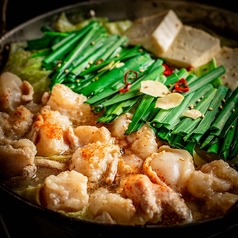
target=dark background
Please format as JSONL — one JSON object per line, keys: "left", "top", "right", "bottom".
{"left": 3, "top": 0, "right": 238, "bottom": 32}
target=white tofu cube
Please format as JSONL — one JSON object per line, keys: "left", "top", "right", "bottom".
{"left": 215, "top": 46, "right": 238, "bottom": 91}
{"left": 158, "top": 25, "right": 221, "bottom": 68}
{"left": 124, "top": 9, "right": 183, "bottom": 54}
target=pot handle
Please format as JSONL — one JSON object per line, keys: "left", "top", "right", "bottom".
{"left": 0, "top": 0, "right": 8, "bottom": 37}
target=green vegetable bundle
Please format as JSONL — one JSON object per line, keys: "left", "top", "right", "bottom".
{"left": 3, "top": 17, "right": 238, "bottom": 164}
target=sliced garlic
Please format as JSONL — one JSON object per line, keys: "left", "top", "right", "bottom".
{"left": 140, "top": 80, "right": 170, "bottom": 97}
{"left": 155, "top": 92, "right": 184, "bottom": 109}
{"left": 183, "top": 109, "right": 202, "bottom": 119}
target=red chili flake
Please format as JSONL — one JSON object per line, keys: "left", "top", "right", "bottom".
{"left": 174, "top": 78, "right": 189, "bottom": 93}
{"left": 187, "top": 65, "right": 194, "bottom": 72}
{"left": 162, "top": 63, "right": 173, "bottom": 76}
{"left": 119, "top": 84, "right": 131, "bottom": 93}
{"left": 119, "top": 70, "right": 138, "bottom": 93}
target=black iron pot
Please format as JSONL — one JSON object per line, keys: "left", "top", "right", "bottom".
{"left": 1, "top": 1, "right": 238, "bottom": 237}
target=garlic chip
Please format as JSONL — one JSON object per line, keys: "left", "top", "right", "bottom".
{"left": 140, "top": 80, "right": 170, "bottom": 97}
{"left": 114, "top": 61, "right": 125, "bottom": 68}
{"left": 183, "top": 109, "right": 203, "bottom": 119}
{"left": 98, "top": 60, "right": 115, "bottom": 72}
{"left": 155, "top": 93, "right": 184, "bottom": 109}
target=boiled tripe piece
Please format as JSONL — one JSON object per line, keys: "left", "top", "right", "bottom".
{"left": 214, "top": 46, "right": 238, "bottom": 91}
{"left": 158, "top": 25, "right": 221, "bottom": 68}
{"left": 124, "top": 9, "right": 183, "bottom": 54}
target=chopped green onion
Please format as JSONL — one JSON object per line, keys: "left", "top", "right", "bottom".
{"left": 184, "top": 65, "right": 225, "bottom": 95}
{"left": 210, "top": 86, "right": 238, "bottom": 136}
{"left": 80, "top": 53, "right": 154, "bottom": 97}
{"left": 172, "top": 87, "right": 217, "bottom": 136}
{"left": 164, "top": 68, "right": 189, "bottom": 86}
{"left": 190, "top": 84, "right": 230, "bottom": 141}
{"left": 43, "top": 21, "right": 99, "bottom": 70}
{"left": 125, "top": 95, "right": 155, "bottom": 134}
{"left": 219, "top": 118, "right": 237, "bottom": 160}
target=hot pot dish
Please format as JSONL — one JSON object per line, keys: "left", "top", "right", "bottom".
{"left": 0, "top": 0, "right": 238, "bottom": 236}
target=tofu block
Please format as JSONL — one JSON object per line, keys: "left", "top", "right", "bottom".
{"left": 124, "top": 9, "right": 183, "bottom": 54}
{"left": 215, "top": 46, "right": 238, "bottom": 91}
{"left": 158, "top": 25, "right": 221, "bottom": 68}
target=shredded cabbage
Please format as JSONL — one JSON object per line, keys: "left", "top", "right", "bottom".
{"left": 3, "top": 42, "right": 52, "bottom": 102}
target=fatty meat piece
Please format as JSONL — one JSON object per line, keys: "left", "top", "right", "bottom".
{"left": 0, "top": 138, "right": 37, "bottom": 178}
{"left": 46, "top": 83, "right": 97, "bottom": 125}
{"left": 0, "top": 72, "right": 34, "bottom": 113}
{"left": 120, "top": 174, "right": 192, "bottom": 224}
{"left": 40, "top": 170, "right": 89, "bottom": 212}
{"left": 89, "top": 187, "right": 136, "bottom": 225}
{"left": 143, "top": 145, "right": 195, "bottom": 193}
{"left": 29, "top": 106, "right": 79, "bottom": 156}
{"left": 69, "top": 141, "right": 120, "bottom": 183}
